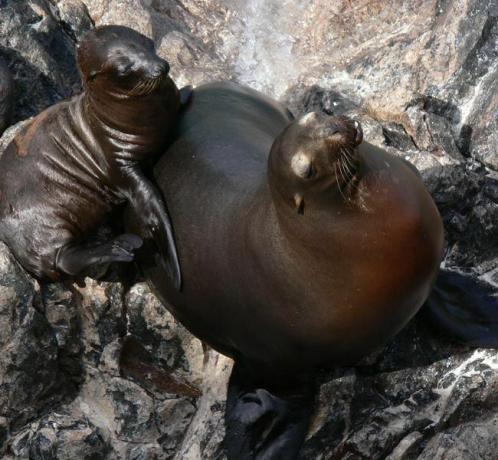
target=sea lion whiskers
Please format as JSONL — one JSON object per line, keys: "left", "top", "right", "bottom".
{"left": 129, "top": 78, "right": 151, "bottom": 96}
{"left": 127, "top": 74, "right": 164, "bottom": 96}
{"left": 341, "top": 147, "right": 356, "bottom": 171}
{"left": 337, "top": 155, "right": 351, "bottom": 189}
{"left": 334, "top": 162, "right": 348, "bottom": 202}
{"left": 128, "top": 79, "right": 144, "bottom": 96}
{"left": 342, "top": 147, "right": 361, "bottom": 181}
{"left": 340, "top": 148, "right": 359, "bottom": 185}
{"left": 339, "top": 156, "right": 353, "bottom": 183}
{"left": 340, "top": 156, "right": 360, "bottom": 195}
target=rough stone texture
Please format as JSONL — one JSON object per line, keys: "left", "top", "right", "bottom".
{"left": 0, "top": 0, "right": 91, "bottom": 126}
{"left": 0, "top": 0, "right": 496, "bottom": 459}
{"left": 7, "top": 412, "right": 110, "bottom": 460}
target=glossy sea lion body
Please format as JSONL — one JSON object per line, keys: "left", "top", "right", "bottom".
{"left": 0, "top": 57, "right": 13, "bottom": 136}
{"left": 0, "top": 26, "right": 186, "bottom": 285}
{"left": 140, "top": 83, "right": 497, "bottom": 459}
{"left": 139, "top": 81, "right": 445, "bottom": 459}
{"left": 145, "top": 82, "right": 444, "bottom": 375}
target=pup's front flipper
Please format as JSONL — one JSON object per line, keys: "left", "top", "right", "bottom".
{"left": 422, "top": 269, "right": 498, "bottom": 347}
{"left": 225, "top": 363, "right": 315, "bottom": 460}
{"left": 121, "top": 167, "right": 181, "bottom": 290}
{"left": 56, "top": 233, "right": 143, "bottom": 278}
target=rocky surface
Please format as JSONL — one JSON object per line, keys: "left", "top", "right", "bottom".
{"left": 0, "top": 0, "right": 496, "bottom": 459}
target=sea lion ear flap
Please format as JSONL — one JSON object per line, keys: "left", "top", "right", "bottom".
{"left": 353, "top": 120, "right": 363, "bottom": 146}
{"left": 294, "top": 193, "right": 305, "bottom": 215}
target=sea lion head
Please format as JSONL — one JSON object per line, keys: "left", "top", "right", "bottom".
{"left": 77, "top": 25, "right": 170, "bottom": 97}
{"left": 269, "top": 113, "right": 363, "bottom": 214}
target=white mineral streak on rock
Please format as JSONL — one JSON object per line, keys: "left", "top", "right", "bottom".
{"left": 432, "top": 349, "right": 498, "bottom": 421}
{"left": 373, "top": 349, "right": 498, "bottom": 449}
{"left": 459, "top": 60, "right": 498, "bottom": 129}
{"left": 386, "top": 431, "right": 424, "bottom": 460}
{"left": 0, "top": 0, "right": 497, "bottom": 458}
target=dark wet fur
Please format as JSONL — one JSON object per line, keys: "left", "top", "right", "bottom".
{"left": 0, "top": 26, "right": 182, "bottom": 286}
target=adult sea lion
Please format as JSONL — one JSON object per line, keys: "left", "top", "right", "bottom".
{"left": 128, "top": 81, "right": 448, "bottom": 459}
{"left": 0, "top": 57, "right": 13, "bottom": 136}
{"left": 0, "top": 25, "right": 190, "bottom": 287}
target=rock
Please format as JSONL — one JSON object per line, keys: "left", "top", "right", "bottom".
{"left": 418, "top": 414, "right": 498, "bottom": 459}
{"left": 301, "top": 318, "right": 498, "bottom": 459}
{"left": 0, "top": 0, "right": 496, "bottom": 459}
{"left": 0, "top": 0, "right": 92, "bottom": 127}
{"left": 8, "top": 412, "right": 110, "bottom": 460}
{"left": 172, "top": 351, "right": 232, "bottom": 460}
{"left": 54, "top": 0, "right": 95, "bottom": 41}
{"left": 156, "top": 397, "right": 196, "bottom": 457}
{"left": 0, "top": 57, "right": 13, "bottom": 135}
{"left": 0, "top": 243, "right": 61, "bottom": 434}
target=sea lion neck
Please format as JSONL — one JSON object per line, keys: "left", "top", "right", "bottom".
{"left": 82, "top": 82, "right": 179, "bottom": 163}
{"left": 84, "top": 87, "right": 172, "bottom": 135}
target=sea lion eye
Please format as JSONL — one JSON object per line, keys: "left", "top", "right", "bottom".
{"left": 291, "top": 153, "right": 316, "bottom": 180}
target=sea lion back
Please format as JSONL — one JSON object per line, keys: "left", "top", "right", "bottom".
{"left": 156, "top": 82, "right": 292, "bottom": 202}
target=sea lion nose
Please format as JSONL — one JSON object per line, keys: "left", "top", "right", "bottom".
{"left": 151, "top": 60, "right": 170, "bottom": 78}
{"left": 352, "top": 120, "right": 363, "bottom": 146}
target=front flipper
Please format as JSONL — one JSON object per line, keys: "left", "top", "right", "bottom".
{"left": 120, "top": 167, "right": 181, "bottom": 290}
{"left": 225, "top": 363, "right": 315, "bottom": 460}
{"left": 56, "top": 233, "right": 143, "bottom": 279}
{"left": 423, "top": 269, "right": 498, "bottom": 347}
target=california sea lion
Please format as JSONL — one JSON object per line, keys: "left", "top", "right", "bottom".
{"left": 128, "top": 81, "right": 446, "bottom": 459}
{"left": 0, "top": 57, "right": 13, "bottom": 136}
{"left": 0, "top": 25, "right": 189, "bottom": 287}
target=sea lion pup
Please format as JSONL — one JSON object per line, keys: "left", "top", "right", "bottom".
{"left": 0, "top": 25, "right": 188, "bottom": 287}
{"left": 127, "top": 81, "right": 447, "bottom": 459}
{"left": 0, "top": 57, "right": 13, "bottom": 136}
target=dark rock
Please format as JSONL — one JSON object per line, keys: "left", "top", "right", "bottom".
{"left": 0, "top": 57, "right": 13, "bottom": 135}
{"left": 156, "top": 397, "right": 196, "bottom": 457}
{"left": 0, "top": 243, "right": 62, "bottom": 432}
{"left": 9, "top": 413, "right": 110, "bottom": 459}
{"left": 0, "top": 0, "right": 92, "bottom": 125}
{"left": 0, "top": 0, "right": 496, "bottom": 458}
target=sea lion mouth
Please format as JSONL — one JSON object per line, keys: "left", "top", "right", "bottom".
{"left": 127, "top": 73, "right": 166, "bottom": 97}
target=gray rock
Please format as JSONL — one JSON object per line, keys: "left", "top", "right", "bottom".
{"left": 301, "top": 317, "right": 498, "bottom": 459}
{"left": 0, "top": 0, "right": 496, "bottom": 459}
{"left": 0, "top": 0, "right": 92, "bottom": 127}
{"left": 418, "top": 414, "right": 498, "bottom": 459}
{"left": 8, "top": 412, "right": 109, "bottom": 460}
{"left": 0, "top": 243, "right": 61, "bottom": 434}
{"left": 0, "top": 57, "right": 13, "bottom": 135}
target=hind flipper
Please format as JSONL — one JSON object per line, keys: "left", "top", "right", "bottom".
{"left": 225, "top": 363, "right": 315, "bottom": 460}
{"left": 423, "top": 269, "right": 498, "bottom": 347}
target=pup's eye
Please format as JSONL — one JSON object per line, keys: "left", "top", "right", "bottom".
{"left": 116, "top": 62, "right": 133, "bottom": 76}
{"left": 88, "top": 70, "right": 98, "bottom": 82}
